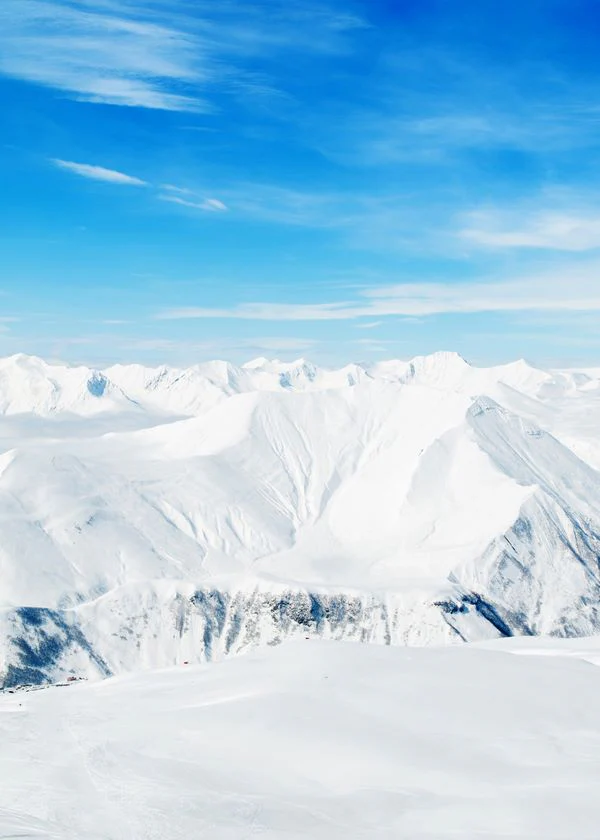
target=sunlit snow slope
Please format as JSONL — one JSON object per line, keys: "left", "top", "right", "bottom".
{"left": 1, "top": 351, "right": 600, "bottom": 685}
{"left": 3, "top": 639, "right": 600, "bottom": 839}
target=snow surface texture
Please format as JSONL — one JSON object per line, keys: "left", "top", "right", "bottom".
{"left": 2, "top": 351, "right": 600, "bottom": 685}
{"left": 3, "top": 639, "right": 600, "bottom": 839}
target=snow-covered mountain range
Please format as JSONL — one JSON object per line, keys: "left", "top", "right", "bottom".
{"left": 2, "top": 350, "right": 600, "bottom": 687}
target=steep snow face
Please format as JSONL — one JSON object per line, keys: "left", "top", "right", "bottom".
{"left": 1, "top": 352, "right": 600, "bottom": 685}
{"left": 3, "top": 640, "right": 600, "bottom": 839}
{"left": 0, "top": 355, "right": 137, "bottom": 416}
{"left": 438, "top": 399, "right": 600, "bottom": 639}
{"left": 0, "top": 582, "right": 462, "bottom": 687}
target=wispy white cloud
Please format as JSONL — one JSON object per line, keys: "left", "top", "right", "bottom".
{"left": 52, "top": 159, "right": 230, "bottom": 213}
{"left": 214, "top": 183, "right": 341, "bottom": 226}
{"left": 325, "top": 110, "right": 598, "bottom": 168}
{"left": 160, "top": 184, "right": 194, "bottom": 195}
{"left": 156, "top": 259, "right": 600, "bottom": 321}
{"left": 238, "top": 336, "right": 318, "bottom": 353}
{"left": 355, "top": 338, "right": 387, "bottom": 352}
{"left": 207, "top": 183, "right": 424, "bottom": 248}
{"left": 0, "top": 0, "right": 209, "bottom": 112}
{"left": 299, "top": 40, "right": 600, "bottom": 169}
{"left": 203, "top": 198, "right": 227, "bottom": 212}
{"left": 100, "top": 334, "right": 319, "bottom": 360}
{"left": 159, "top": 194, "right": 227, "bottom": 212}
{"left": 459, "top": 209, "right": 600, "bottom": 251}
{"left": 158, "top": 302, "right": 354, "bottom": 321}
{"left": 0, "top": 0, "right": 365, "bottom": 112}
{"left": 52, "top": 159, "right": 147, "bottom": 185}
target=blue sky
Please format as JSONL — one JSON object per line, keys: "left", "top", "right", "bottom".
{"left": 1, "top": 0, "right": 600, "bottom": 368}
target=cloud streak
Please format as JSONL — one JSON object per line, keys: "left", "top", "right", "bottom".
{"left": 0, "top": 0, "right": 365, "bottom": 112}
{"left": 0, "top": 0, "right": 209, "bottom": 112}
{"left": 156, "top": 261, "right": 600, "bottom": 321}
{"left": 51, "top": 159, "right": 147, "bottom": 185}
{"left": 51, "top": 159, "right": 230, "bottom": 216}
{"left": 159, "top": 194, "right": 227, "bottom": 212}
{"left": 460, "top": 210, "right": 600, "bottom": 252}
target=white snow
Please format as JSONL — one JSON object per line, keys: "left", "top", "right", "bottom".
{"left": 2, "top": 351, "right": 600, "bottom": 835}
{"left": 3, "top": 639, "right": 600, "bottom": 839}
{"left": 1, "top": 351, "right": 600, "bottom": 683}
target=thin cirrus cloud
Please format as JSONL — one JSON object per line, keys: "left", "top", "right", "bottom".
{"left": 0, "top": 0, "right": 211, "bottom": 113}
{"left": 459, "top": 210, "right": 600, "bottom": 252}
{"left": 156, "top": 261, "right": 600, "bottom": 321}
{"left": 114, "top": 335, "right": 318, "bottom": 357}
{"left": 355, "top": 321, "right": 383, "bottom": 329}
{"left": 159, "top": 195, "right": 228, "bottom": 212}
{"left": 324, "top": 106, "right": 600, "bottom": 169}
{"left": 51, "top": 159, "right": 228, "bottom": 210}
{"left": 161, "top": 184, "right": 194, "bottom": 196}
{"left": 51, "top": 159, "right": 148, "bottom": 186}
{"left": 0, "top": 0, "right": 365, "bottom": 112}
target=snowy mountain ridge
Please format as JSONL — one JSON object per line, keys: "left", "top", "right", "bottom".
{"left": 0, "top": 350, "right": 595, "bottom": 417}
{"left": 1, "top": 351, "right": 600, "bottom": 686}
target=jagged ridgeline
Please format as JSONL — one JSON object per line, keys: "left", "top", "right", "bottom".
{"left": 2, "top": 352, "right": 600, "bottom": 687}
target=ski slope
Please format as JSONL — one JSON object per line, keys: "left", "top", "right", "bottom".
{"left": 1, "top": 352, "right": 600, "bottom": 685}
{"left": 2, "top": 639, "right": 600, "bottom": 839}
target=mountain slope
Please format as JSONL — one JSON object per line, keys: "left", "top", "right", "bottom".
{"left": 3, "top": 640, "right": 600, "bottom": 839}
{"left": 1, "top": 352, "right": 600, "bottom": 685}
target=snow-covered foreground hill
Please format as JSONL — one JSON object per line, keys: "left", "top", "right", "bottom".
{"left": 2, "top": 351, "right": 600, "bottom": 685}
{"left": 3, "top": 639, "right": 600, "bottom": 839}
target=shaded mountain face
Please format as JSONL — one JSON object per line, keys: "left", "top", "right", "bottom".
{"left": 1, "top": 352, "right": 600, "bottom": 686}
